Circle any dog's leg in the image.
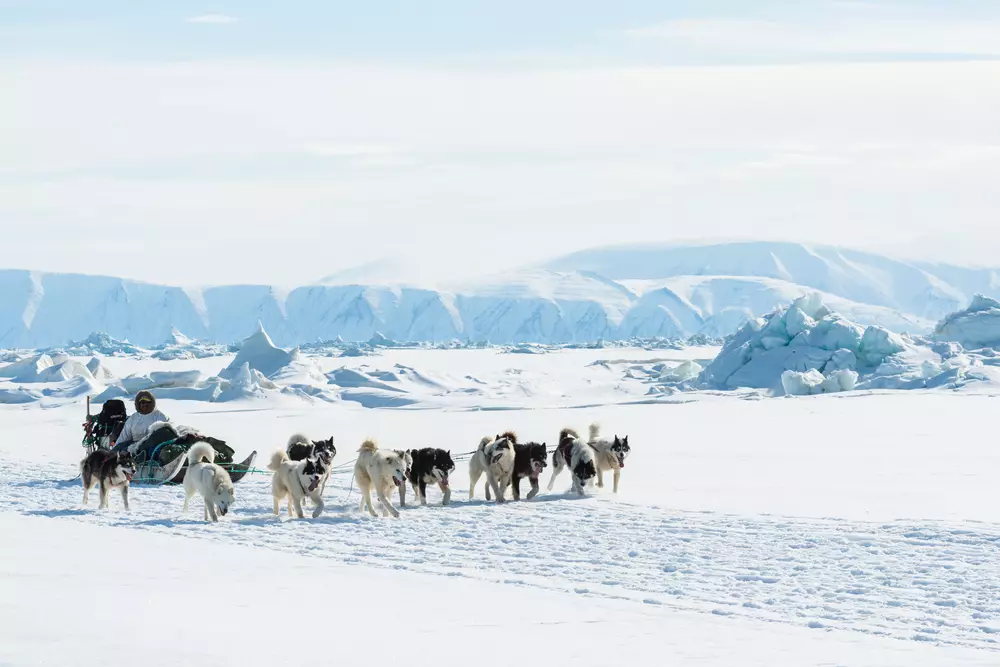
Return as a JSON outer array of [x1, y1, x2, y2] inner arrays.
[[546, 459, 562, 492], [272, 491, 280, 516], [206, 499, 219, 522], [468, 461, 482, 500], [572, 475, 584, 496], [292, 494, 305, 519], [438, 481, 451, 506], [311, 493, 325, 519], [99, 480, 109, 509], [375, 486, 400, 518], [121, 484, 130, 511], [485, 468, 503, 504], [527, 478, 540, 500], [511, 475, 521, 501], [419, 480, 428, 505], [82, 473, 91, 505], [287, 495, 294, 517], [613, 469, 620, 493], [399, 481, 406, 508], [596, 466, 605, 489], [362, 484, 378, 518]]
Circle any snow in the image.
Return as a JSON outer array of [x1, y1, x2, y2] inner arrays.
[[4, 386, 1000, 665]]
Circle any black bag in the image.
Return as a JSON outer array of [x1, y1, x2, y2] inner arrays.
[[93, 400, 128, 441]]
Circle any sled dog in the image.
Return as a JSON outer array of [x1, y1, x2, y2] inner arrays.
[[547, 428, 597, 496], [183, 442, 235, 522], [354, 440, 407, 518], [511, 441, 547, 500], [268, 448, 329, 519], [81, 449, 136, 510], [393, 449, 414, 506], [286, 433, 336, 496], [406, 448, 456, 506], [587, 423, 630, 493], [468, 432, 517, 503]]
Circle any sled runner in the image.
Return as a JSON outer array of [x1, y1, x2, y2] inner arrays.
[[82, 398, 257, 485]]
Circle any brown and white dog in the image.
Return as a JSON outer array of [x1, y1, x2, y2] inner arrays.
[[511, 439, 547, 500], [81, 449, 136, 510]]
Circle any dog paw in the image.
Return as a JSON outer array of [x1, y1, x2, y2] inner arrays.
[[597, 482, 604, 488]]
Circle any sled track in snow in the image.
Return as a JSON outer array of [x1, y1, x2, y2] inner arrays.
[[4, 456, 1000, 652]]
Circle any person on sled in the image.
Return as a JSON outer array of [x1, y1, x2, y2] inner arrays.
[[112, 390, 170, 452]]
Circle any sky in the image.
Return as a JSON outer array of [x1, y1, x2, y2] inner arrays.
[[2, 1, 1000, 286]]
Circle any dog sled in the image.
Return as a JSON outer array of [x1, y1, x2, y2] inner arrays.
[[83, 398, 257, 486]]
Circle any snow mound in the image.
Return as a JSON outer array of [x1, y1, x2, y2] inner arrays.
[[219, 324, 296, 380], [152, 328, 226, 360], [217, 363, 278, 402], [934, 294, 1000, 350], [0, 387, 43, 404], [86, 357, 115, 381], [699, 294, 929, 395], [0, 354, 55, 381], [60, 332, 144, 357]]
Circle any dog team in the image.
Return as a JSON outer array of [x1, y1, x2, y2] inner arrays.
[[80, 422, 630, 522]]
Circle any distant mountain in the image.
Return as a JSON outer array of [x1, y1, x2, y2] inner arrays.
[[546, 242, 999, 322], [0, 243, 987, 348]]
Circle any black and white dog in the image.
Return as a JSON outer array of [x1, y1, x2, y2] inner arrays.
[[286, 433, 336, 495], [81, 449, 137, 510], [587, 423, 630, 493], [469, 432, 517, 503], [511, 441, 547, 500], [268, 448, 331, 519], [405, 448, 456, 506], [546, 428, 597, 496]]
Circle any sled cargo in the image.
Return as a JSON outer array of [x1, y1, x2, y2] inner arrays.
[[83, 397, 257, 485]]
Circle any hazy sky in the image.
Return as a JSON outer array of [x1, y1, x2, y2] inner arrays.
[[3, 1, 1000, 286]]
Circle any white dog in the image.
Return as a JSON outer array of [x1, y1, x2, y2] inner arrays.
[[354, 440, 407, 518], [182, 442, 235, 522], [268, 449, 329, 519], [468, 433, 516, 503], [587, 423, 630, 493], [547, 428, 597, 496]]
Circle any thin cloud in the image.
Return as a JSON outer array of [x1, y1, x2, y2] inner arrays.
[[184, 14, 240, 25]]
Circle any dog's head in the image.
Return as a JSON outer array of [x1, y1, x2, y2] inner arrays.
[[312, 437, 336, 466], [384, 452, 407, 487], [393, 449, 413, 479], [115, 451, 137, 482], [573, 447, 597, 484], [612, 436, 630, 468], [302, 458, 328, 492], [527, 442, 547, 477], [214, 480, 235, 516], [432, 449, 455, 486]]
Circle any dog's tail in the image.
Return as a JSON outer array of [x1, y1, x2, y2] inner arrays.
[[588, 423, 601, 444], [358, 439, 378, 454], [187, 442, 216, 465], [287, 432, 310, 448], [559, 427, 579, 444], [478, 436, 492, 450], [268, 449, 289, 471], [500, 430, 518, 444]]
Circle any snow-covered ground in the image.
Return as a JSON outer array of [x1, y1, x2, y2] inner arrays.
[[3, 344, 1000, 664]]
